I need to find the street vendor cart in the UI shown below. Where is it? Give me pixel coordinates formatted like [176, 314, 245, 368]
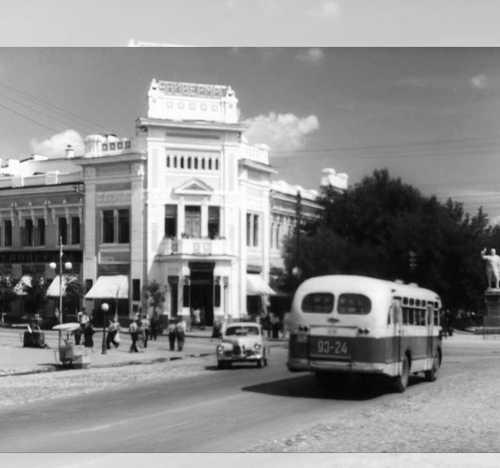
[52, 322, 90, 369]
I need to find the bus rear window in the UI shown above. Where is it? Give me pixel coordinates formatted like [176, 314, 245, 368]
[301, 293, 334, 313]
[338, 294, 371, 315]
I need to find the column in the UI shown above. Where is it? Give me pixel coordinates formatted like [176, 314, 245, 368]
[177, 198, 185, 238]
[131, 162, 145, 318]
[83, 168, 97, 281]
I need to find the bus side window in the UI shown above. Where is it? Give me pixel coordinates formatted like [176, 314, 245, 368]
[434, 308, 440, 326]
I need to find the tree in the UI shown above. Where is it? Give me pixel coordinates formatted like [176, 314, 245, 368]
[23, 275, 48, 319]
[283, 168, 491, 316]
[63, 278, 84, 319]
[0, 275, 17, 317]
[143, 281, 165, 319]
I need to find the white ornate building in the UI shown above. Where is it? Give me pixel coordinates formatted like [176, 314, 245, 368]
[0, 80, 348, 324]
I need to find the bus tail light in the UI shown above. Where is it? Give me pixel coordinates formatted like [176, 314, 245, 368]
[358, 328, 370, 335]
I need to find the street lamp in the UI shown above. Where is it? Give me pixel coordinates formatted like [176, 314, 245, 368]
[101, 302, 109, 355]
[49, 236, 72, 348]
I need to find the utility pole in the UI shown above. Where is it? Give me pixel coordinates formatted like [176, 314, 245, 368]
[292, 190, 302, 281]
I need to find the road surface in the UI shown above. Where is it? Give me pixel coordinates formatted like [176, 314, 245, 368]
[1, 336, 499, 452]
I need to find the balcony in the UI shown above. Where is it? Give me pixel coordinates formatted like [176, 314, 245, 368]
[158, 237, 231, 257]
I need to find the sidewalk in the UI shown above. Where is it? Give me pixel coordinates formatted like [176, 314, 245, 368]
[0, 327, 217, 376]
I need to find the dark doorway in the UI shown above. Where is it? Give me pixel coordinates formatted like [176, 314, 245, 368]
[189, 262, 214, 326]
[92, 299, 129, 327]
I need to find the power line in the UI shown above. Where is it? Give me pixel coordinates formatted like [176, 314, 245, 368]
[270, 135, 500, 157]
[0, 90, 94, 136]
[0, 80, 106, 132]
[0, 101, 62, 134]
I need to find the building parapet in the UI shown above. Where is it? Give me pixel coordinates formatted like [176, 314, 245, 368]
[236, 143, 270, 165]
[148, 79, 239, 124]
[84, 134, 134, 158]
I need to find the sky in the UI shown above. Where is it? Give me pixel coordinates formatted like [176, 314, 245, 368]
[1, 2, 500, 223]
[2, 0, 500, 46]
[1, 48, 500, 223]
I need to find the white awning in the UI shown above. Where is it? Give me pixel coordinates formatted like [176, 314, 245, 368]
[46, 275, 78, 297]
[13, 275, 32, 296]
[246, 274, 276, 296]
[84, 275, 129, 299]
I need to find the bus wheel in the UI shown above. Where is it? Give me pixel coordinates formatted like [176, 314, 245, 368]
[393, 355, 410, 393]
[425, 352, 440, 382]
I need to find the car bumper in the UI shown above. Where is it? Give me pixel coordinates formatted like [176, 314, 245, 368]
[217, 352, 264, 362]
[287, 358, 399, 376]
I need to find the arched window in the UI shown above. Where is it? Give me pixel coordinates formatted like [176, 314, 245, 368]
[215, 159, 219, 170]
[180, 157, 184, 169]
[173, 156, 177, 168]
[208, 158, 212, 170]
[201, 158, 205, 170]
[166, 155, 170, 167]
[187, 157, 192, 169]
[194, 158, 198, 170]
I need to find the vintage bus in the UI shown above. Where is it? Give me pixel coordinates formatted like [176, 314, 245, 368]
[287, 275, 442, 392]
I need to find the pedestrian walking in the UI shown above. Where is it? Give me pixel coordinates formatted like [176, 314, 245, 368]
[270, 312, 280, 339]
[106, 318, 120, 349]
[112, 319, 121, 348]
[150, 316, 159, 341]
[83, 322, 95, 350]
[176, 317, 186, 351]
[167, 319, 176, 351]
[142, 315, 151, 348]
[129, 318, 139, 353]
[212, 319, 223, 339]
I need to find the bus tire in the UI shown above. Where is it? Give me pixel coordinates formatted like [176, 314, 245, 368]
[425, 351, 440, 382]
[393, 355, 410, 393]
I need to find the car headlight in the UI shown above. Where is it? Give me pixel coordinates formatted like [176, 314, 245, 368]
[254, 343, 262, 350]
[216, 344, 224, 353]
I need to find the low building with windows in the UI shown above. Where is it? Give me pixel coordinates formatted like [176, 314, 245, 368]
[0, 79, 348, 325]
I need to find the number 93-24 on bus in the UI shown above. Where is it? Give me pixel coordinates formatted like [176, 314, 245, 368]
[286, 275, 442, 392]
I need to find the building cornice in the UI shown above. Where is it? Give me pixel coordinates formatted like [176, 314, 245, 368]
[137, 117, 246, 133]
[75, 152, 146, 166]
[0, 182, 83, 195]
[239, 158, 277, 174]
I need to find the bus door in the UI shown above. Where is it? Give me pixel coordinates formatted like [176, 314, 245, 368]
[391, 300, 403, 366]
[426, 304, 434, 358]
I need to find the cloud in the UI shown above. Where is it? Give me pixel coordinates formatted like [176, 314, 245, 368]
[243, 112, 320, 152]
[30, 129, 84, 158]
[307, 0, 340, 18]
[470, 74, 488, 89]
[296, 48, 324, 64]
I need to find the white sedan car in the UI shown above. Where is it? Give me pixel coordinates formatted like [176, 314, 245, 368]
[216, 322, 269, 369]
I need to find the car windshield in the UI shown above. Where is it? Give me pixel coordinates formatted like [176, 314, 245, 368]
[225, 326, 259, 336]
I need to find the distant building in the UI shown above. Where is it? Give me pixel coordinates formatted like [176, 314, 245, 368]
[0, 79, 348, 324]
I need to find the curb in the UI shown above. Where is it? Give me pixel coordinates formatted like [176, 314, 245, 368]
[0, 352, 213, 378]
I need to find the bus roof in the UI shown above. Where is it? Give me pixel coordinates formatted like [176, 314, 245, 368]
[297, 275, 440, 302]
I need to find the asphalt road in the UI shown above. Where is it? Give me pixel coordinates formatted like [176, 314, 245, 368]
[0, 336, 499, 452]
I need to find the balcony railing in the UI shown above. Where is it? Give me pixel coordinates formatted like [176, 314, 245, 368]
[158, 237, 230, 256]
